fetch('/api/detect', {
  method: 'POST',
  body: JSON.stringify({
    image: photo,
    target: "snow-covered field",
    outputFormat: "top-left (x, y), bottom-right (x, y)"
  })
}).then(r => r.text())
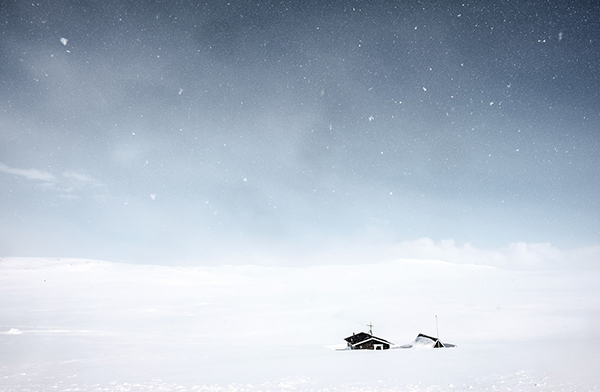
top-left (1, 257), bottom-right (599, 391)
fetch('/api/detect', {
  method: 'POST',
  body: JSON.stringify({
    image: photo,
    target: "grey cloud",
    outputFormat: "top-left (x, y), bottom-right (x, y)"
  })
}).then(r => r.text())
top-left (0, 163), bottom-right (56, 182)
top-left (62, 171), bottom-right (96, 184)
top-left (0, 163), bottom-right (104, 195)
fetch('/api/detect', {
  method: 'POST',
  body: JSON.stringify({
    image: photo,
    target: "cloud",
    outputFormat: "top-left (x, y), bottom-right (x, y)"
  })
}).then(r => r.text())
top-left (0, 162), bottom-right (56, 182)
top-left (388, 238), bottom-right (600, 270)
top-left (57, 171), bottom-right (105, 197)
top-left (0, 163), bottom-right (104, 197)
top-left (63, 171), bottom-right (94, 183)
top-left (58, 193), bottom-right (81, 201)
top-left (246, 234), bottom-right (599, 271)
top-left (62, 171), bottom-right (104, 188)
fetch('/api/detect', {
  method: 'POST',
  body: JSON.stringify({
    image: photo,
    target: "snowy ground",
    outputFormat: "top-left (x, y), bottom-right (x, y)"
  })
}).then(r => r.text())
top-left (1, 257), bottom-right (599, 391)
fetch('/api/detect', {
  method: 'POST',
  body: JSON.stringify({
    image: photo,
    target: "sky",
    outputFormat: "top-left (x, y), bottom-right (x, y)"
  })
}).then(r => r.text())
top-left (0, 0), bottom-right (599, 266)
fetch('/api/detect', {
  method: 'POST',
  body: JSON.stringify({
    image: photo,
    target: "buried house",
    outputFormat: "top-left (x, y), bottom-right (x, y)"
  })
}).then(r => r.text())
top-left (399, 333), bottom-right (456, 349)
top-left (399, 316), bottom-right (455, 349)
top-left (344, 324), bottom-right (394, 350)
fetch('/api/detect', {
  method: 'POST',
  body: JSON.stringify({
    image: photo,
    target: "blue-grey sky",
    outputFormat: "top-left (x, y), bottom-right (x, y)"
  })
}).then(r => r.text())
top-left (1, 0), bottom-right (599, 264)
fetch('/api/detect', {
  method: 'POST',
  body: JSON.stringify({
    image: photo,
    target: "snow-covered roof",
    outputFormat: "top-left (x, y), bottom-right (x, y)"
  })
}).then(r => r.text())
top-left (352, 336), bottom-right (393, 347)
top-left (345, 332), bottom-right (393, 346)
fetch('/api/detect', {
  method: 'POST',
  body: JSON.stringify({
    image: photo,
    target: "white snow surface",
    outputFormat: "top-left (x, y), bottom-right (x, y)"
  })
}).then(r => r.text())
top-left (1, 257), bottom-right (599, 391)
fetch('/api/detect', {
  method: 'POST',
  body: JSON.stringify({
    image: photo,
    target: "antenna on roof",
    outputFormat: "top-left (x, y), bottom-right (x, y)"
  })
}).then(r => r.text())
top-left (435, 315), bottom-right (439, 339)
top-left (367, 322), bottom-right (373, 335)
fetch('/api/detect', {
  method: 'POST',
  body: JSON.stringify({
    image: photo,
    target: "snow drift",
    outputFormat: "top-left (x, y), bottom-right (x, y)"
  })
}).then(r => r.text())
top-left (1, 257), bottom-right (599, 391)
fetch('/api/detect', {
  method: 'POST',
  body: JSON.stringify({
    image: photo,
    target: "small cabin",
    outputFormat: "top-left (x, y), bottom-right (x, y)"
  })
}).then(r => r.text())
top-left (398, 333), bottom-right (456, 349)
top-left (416, 333), bottom-right (446, 348)
top-left (344, 331), bottom-right (393, 350)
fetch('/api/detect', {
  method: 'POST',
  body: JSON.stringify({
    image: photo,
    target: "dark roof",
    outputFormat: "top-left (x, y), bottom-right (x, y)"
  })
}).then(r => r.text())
top-left (417, 333), bottom-right (448, 348)
top-left (345, 332), bottom-right (370, 344)
top-left (345, 332), bottom-right (393, 345)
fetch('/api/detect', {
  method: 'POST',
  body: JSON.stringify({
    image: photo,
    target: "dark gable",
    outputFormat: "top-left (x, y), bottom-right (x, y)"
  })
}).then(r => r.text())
top-left (344, 332), bottom-right (393, 350)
